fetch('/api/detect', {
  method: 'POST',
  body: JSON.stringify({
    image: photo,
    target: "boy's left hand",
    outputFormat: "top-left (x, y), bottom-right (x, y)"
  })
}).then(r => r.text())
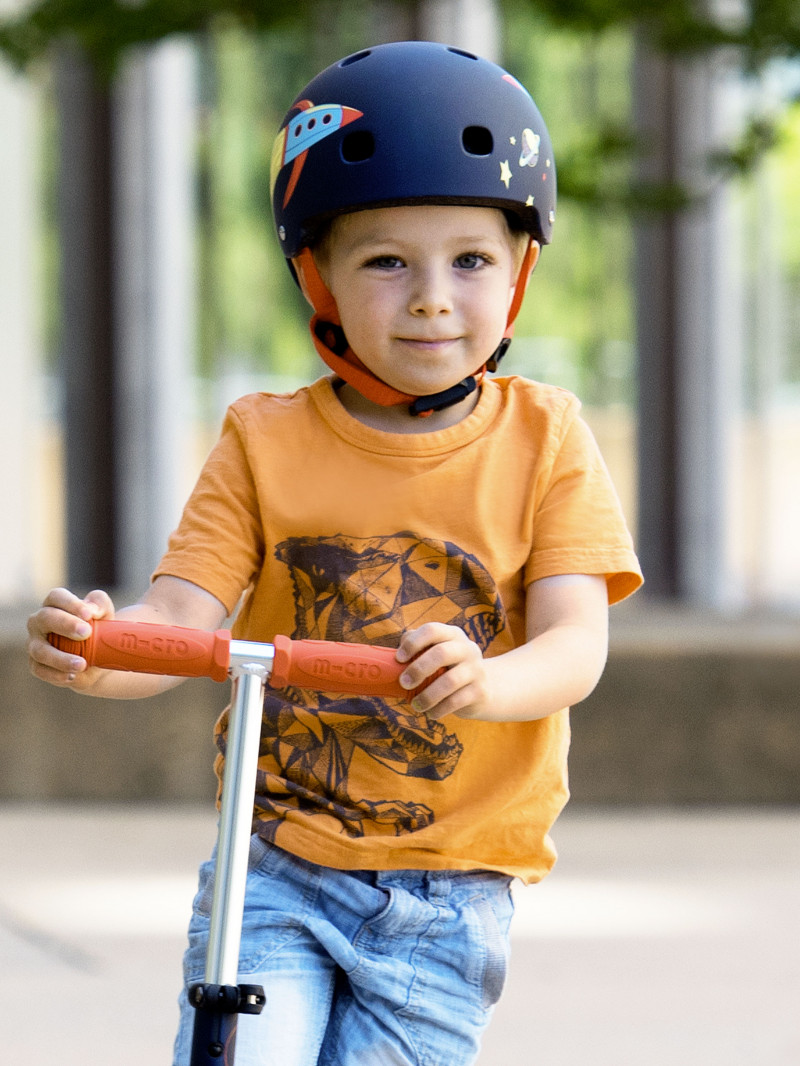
top-left (396, 623), bottom-right (490, 720)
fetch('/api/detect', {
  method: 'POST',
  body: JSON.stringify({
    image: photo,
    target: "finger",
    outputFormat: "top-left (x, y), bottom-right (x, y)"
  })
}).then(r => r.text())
top-left (28, 651), bottom-right (86, 687)
top-left (28, 626), bottom-right (88, 682)
top-left (83, 589), bottom-right (115, 619)
top-left (416, 684), bottom-right (484, 722)
top-left (399, 636), bottom-right (477, 692)
top-left (27, 600), bottom-right (94, 682)
top-left (396, 623), bottom-right (462, 664)
top-left (41, 587), bottom-right (97, 619)
top-left (409, 661), bottom-right (477, 716)
top-left (399, 648), bottom-right (445, 691)
top-left (27, 604), bottom-right (93, 643)
top-left (28, 624), bottom-right (88, 673)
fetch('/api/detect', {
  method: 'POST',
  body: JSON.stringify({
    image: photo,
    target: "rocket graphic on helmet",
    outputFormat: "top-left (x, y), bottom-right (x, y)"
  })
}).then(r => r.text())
top-left (270, 101), bottom-right (364, 210)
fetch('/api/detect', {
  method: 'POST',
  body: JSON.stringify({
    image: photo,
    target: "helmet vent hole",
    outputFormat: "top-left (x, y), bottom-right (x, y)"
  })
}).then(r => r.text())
top-left (340, 50), bottom-right (372, 67)
top-left (341, 130), bottom-right (376, 163)
top-left (448, 47), bottom-right (479, 61)
top-left (462, 126), bottom-right (493, 156)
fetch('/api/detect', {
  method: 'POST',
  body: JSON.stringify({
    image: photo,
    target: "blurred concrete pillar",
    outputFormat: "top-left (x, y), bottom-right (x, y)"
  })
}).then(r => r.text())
top-left (371, 0), bottom-right (499, 59)
top-left (0, 20), bottom-right (38, 601)
top-left (418, 0), bottom-right (500, 59)
top-left (633, 30), bottom-right (746, 605)
top-left (56, 48), bottom-right (118, 590)
top-left (113, 41), bottom-right (196, 590)
top-left (56, 41), bottom-right (196, 592)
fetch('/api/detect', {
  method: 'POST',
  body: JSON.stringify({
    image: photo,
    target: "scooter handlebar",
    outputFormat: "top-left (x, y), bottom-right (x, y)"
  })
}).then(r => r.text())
top-left (48, 620), bottom-right (421, 698)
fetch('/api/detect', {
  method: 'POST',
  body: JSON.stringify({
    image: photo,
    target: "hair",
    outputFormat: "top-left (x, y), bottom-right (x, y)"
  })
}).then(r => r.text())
top-left (308, 205), bottom-right (531, 270)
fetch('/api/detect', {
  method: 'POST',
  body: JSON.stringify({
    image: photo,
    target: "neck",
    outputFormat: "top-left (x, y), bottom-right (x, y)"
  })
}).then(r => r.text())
top-left (335, 382), bottom-right (480, 433)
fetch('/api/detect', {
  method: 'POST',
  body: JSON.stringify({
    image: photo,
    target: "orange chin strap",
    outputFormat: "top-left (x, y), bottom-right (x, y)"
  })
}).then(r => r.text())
top-left (292, 238), bottom-right (537, 414)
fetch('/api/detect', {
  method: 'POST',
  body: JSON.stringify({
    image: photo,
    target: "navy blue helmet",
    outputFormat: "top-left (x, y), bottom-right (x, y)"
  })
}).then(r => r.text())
top-left (270, 41), bottom-right (556, 261)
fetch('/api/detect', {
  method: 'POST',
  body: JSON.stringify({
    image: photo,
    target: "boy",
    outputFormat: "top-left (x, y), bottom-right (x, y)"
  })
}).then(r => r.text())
top-left (28, 42), bottom-right (642, 1066)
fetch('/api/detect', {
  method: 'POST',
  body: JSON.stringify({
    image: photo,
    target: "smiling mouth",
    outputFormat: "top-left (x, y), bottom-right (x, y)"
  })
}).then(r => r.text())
top-left (398, 337), bottom-right (459, 348)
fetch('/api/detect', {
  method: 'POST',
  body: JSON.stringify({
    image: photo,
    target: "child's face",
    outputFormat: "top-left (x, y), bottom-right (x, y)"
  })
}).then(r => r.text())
top-left (314, 205), bottom-right (528, 400)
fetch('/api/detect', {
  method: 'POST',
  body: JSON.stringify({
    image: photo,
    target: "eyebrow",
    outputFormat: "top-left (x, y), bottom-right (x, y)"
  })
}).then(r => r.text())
top-left (344, 231), bottom-right (508, 254)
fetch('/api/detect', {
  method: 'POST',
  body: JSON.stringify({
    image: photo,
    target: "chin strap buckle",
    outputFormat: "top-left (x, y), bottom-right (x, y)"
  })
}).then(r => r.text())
top-left (408, 376), bottom-right (478, 417)
top-left (486, 337), bottom-right (512, 373)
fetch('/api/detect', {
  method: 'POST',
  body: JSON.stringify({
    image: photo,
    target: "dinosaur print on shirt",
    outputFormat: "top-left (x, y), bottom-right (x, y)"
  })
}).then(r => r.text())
top-left (249, 532), bottom-right (507, 838)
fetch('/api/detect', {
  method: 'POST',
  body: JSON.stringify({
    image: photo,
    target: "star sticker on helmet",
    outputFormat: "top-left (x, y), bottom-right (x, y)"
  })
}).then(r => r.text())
top-left (499, 160), bottom-right (512, 188)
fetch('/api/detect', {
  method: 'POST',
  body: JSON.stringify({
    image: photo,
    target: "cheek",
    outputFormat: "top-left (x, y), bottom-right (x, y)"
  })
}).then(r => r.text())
top-left (338, 284), bottom-right (392, 333)
top-left (335, 294), bottom-right (381, 356)
top-left (482, 280), bottom-right (517, 333)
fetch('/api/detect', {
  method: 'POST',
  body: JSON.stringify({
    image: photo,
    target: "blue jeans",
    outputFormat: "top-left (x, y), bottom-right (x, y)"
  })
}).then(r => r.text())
top-left (173, 834), bottom-right (514, 1066)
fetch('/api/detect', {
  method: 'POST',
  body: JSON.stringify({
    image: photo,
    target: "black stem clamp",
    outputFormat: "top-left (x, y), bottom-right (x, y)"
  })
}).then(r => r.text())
top-left (189, 983), bottom-right (266, 1064)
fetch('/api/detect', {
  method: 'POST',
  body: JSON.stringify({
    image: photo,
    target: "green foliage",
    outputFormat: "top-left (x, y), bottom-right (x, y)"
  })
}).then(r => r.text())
top-left (709, 115), bottom-right (782, 178)
top-left (3, 0), bottom-right (799, 74)
top-left (501, 15), bottom-right (638, 401)
top-left (773, 102), bottom-right (800, 274)
top-left (194, 10), bottom-right (386, 382)
top-left (195, 26), bottom-right (311, 379)
top-left (0, 0), bottom-right (314, 75)
top-left (771, 101), bottom-right (800, 385)
top-left (503, 0), bottom-right (800, 66)
top-left (3, 0), bottom-right (796, 196)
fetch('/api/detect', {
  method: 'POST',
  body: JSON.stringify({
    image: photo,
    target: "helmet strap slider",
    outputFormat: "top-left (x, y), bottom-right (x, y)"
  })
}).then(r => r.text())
top-left (313, 319), bottom-right (349, 358)
top-left (486, 337), bottom-right (512, 373)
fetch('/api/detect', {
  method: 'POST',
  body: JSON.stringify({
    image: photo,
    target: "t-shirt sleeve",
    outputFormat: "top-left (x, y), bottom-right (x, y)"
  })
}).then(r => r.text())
top-left (153, 403), bottom-right (265, 615)
top-left (524, 403), bottom-right (643, 604)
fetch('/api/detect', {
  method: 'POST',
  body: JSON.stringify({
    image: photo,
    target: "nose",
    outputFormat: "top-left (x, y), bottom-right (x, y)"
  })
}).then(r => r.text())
top-left (409, 263), bottom-right (453, 317)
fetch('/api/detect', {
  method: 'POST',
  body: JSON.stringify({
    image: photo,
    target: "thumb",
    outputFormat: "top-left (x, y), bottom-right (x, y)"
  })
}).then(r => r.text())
top-left (82, 589), bottom-right (116, 621)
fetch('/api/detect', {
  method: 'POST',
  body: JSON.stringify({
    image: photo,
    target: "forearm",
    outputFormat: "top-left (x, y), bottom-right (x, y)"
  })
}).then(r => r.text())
top-left (481, 622), bottom-right (608, 722)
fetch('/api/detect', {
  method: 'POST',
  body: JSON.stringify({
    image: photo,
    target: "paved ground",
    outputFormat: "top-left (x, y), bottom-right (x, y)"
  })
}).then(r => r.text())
top-left (1, 805), bottom-right (798, 1065)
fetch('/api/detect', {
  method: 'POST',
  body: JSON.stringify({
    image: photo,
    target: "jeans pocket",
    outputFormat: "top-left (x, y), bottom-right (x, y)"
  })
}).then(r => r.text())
top-left (470, 883), bottom-right (514, 1010)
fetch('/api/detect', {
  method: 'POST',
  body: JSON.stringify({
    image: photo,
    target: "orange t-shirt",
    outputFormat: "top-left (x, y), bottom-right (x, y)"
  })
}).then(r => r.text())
top-left (155, 375), bottom-right (642, 883)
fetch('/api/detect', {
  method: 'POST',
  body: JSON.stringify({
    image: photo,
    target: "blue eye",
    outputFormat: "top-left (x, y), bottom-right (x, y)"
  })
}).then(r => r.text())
top-left (455, 253), bottom-right (487, 270)
top-left (366, 255), bottom-right (403, 269)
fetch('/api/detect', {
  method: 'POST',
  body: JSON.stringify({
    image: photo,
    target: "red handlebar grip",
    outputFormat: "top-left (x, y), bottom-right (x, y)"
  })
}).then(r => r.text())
top-left (270, 636), bottom-right (409, 697)
top-left (49, 620), bottom-right (232, 682)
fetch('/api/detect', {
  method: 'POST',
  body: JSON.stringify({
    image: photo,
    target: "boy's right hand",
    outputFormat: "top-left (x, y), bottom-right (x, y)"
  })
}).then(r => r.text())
top-left (27, 587), bottom-right (115, 691)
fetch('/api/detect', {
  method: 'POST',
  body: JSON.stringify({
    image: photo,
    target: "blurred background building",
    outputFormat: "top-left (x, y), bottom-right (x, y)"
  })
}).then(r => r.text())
top-left (1, 0), bottom-right (799, 804)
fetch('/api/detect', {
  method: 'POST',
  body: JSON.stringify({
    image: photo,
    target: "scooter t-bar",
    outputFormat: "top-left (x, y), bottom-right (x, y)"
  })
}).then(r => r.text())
top-left (49, 619), bottom-right (428, 1065)
top-left (49, 618), bottom-right (417, 697)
